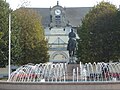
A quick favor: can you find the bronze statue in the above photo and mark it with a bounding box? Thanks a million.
[67,29,76,57]
[68,29,76,39]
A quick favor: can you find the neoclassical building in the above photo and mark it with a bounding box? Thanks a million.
[30,2,91,62]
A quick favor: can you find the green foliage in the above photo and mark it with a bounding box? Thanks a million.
[0,0,10,67]
[0,1,49,67]
[77,1,120,63]
[11,8,49,65]
[11,13,22,65]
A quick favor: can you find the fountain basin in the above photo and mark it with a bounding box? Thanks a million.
[0,81,120,90]
[3,62,120,90]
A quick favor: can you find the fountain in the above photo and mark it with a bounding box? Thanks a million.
[7,62,120,82]
[8,63,66,82]
[0,62,120,90]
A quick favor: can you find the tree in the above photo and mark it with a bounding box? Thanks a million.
[0,0,10,67]
[11,8,49,65]
[11,12,22,65]
[77,1,120,63]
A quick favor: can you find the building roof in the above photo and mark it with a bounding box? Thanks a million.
[65,7,91,27]
[28,7,92,27]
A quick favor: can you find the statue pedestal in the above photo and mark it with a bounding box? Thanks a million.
[67,64,80,81]
[68,56,76,64]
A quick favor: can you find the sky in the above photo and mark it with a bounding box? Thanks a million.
[6,0,120,10]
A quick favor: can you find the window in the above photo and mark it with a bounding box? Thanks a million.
[55,15,61,20]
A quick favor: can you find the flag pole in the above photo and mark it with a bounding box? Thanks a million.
[8,13,11,80]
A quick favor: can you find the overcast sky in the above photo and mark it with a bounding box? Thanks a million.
[6,0,120,10]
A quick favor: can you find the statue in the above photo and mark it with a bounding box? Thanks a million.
[68,29,76,39]
[67,29,76,63]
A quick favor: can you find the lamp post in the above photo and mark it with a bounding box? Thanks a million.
[8,13,11,80]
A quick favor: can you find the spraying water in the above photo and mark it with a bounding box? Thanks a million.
[8,62,120,82]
